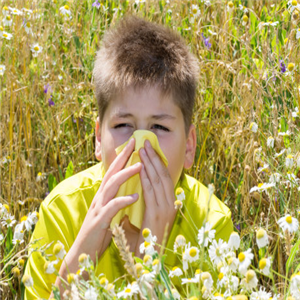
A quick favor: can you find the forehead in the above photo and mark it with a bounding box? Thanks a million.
[105,86,182,119]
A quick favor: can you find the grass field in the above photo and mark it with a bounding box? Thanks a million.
[1,0,300,299]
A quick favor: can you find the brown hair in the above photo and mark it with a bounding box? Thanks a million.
[93,16,199,135]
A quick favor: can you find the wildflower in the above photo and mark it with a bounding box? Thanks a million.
[67,273,76,284]
[259,257,271,276]
[2,31,13,40]
[78,253,91,269]
[274,149,286,158]
[59,5,72,19]
[242,15,248,26]
[143,254,152,267]
[249,122,258,133]
[152,258,161,273]
[31,43,43,57]
[278,130,291,136]
[175,187,185,201]
[286,154,294,168]
[183,244,199,263]
[227,1,234,10]
[228,232,240,250]
[202,33,212,49]
[227,256,239,272]
[48,95,55,106]
[2,6,10,16]
[169,266,183,278]
[182,277,198,284]
[198,271,214,289]
[3,15,12,27]
[164,289,180,300]
[249,182,275,193]
[0,233,4,241]
[292,107,299,118]
[135,0,146,4]
[257,163,269,173]
[107,283,116,296]
[117,282,139,298]
[18,259,25,268]
[297,28,300,39]
[10,8,23,15]
[140,269,155,283]
[92,1,101,9]
[140,240,156,256]
[238,249,254,275]
[24,21,32,35]
[174,200,183,209]
[190,4,200,23]
[267,136,274,148]
[174,234,186,252]
[22,8,33,15]
[241,270,258,290]
[12,223,25,244]
[250,287,272,300]
[53,241,66,260]
[239,4,248,13]
[22,274,34,287]
[198,222,216,247]
[256,228,268,249]
[288,0,300,13]
[288,63,295,72]
[84,285,98,300]
[208,239,228,266]
[99,276,109,287]
[142,228,157,243]
[12,266,20,278]
[277,214,299,233]
[44,260,58,274]
[0,65,5,76]
[290,273,300,298]
[36,172,45,182]
[1,214,16,228]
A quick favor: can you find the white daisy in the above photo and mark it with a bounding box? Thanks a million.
[258,163,269,173]
[12,223,25,244]
[249,122,258,132]
[296,28,300,40]
[164,289,180,300]
[143,254,152,267]
[22,275,33,287]
[142,228,157,244]
[278,130,291,136]
[10,8,23,15]
[173,234,186,252]
[274,148,286,158]
[198,222,216,247]
[152,258,161,273]
[227,256,239,272]
[85,285,98,300]
[175,187,185,201]
[53,241,66,260]
[0,65,5,76]
[183,243,199,263]
[1,214,16,228]
[31,43,43,57]
[198,271,214,289]
[238,248,254,275]
[2,6,10,16]
[292,107,299,117]
[181,277,198,284]
[2,31,13,40]
[259,257,271,276]
[3,15,12,27]
[256,228,268,249]
[241,270,258,290]
[139,241,156,256]
[288,0,300,13]
[44,259,58,274]
[190,4,200,23]
[250,287,272,300]
[269,173,281,184]
[117,282,139,299]
[140,270,155,283]
[208,239,228,266]
[59,5,72,19]
[249,182,275,193]
[239,4,248,13]
[277,214,299,233]
[24,21,33,35]
[228,232,240,250]
[286,154,294,168]
[168,266,183,278]
[290,273,300,299]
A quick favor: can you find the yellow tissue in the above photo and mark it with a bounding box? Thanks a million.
[110,130,168,230]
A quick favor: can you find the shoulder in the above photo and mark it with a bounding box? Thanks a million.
[181,174,233,241]
[43,162,105,208]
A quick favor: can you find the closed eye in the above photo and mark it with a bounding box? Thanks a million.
[152,124,169,131]
[114,123,132,128]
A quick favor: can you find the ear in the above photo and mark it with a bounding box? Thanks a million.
[183,124,197,169]
[95,116,102,161]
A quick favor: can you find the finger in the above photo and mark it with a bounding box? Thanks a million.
[139,147,166,207]
[140,162,158,206]
[101,193,139,223]
[101,138,135,188]
[98,162,142,206]
[144,140,175,207]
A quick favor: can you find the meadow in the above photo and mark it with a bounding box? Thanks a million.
[1,0,300,299]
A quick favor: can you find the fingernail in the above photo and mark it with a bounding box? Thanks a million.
[145,140,151,149]
[140,148,146,156]
[132,193,139,199]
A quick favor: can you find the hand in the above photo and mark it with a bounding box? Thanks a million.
[135,139,177,255]
[61,138,142,273]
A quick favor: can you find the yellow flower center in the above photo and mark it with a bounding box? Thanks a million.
[228,1,234,8]
[259,258,267,269]
[78,253,87,263]
[7,218,12,224]
[12,267,20,277]
[21,216,27,222]
[27,22,31,27]
[192,8,198,14]
[67,273,75,283]
[144,241,150,248]
[18,259,25,267]
[135,263,143,273]
[53,243,63,255]
[64,5,69,10]
[256,228,266,239]
[246,270,255,282]
[242,15,248,22]
[125,288,131,293]
[107,283,114,291]
[142,270,149,274]
[142,228,150,238]
[195,269,201,274]
[6,16,11,21]
[258,183,264,188]
[201,272,210,281]
[152,259,159,266]
[174,200,182,208]
[288,63,295,71]
[218,272,224,280]
[4,204,9,212]
[99,277,107,285]
[3,6,8,10]
[34,46,40,51]
[172,266,178,271]
[292,0,298,6]
[228,257,234,265]
[143,254,151,263]
[176,187,184,195]
[286,215,293,224]
[44,261,50,272]
[238,252,245,262]
[189,248,197,257]
[287,154,293,159]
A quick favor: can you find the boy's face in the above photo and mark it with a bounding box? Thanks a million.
[95,86,196,186]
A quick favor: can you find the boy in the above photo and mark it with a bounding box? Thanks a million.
[24,16,233,299]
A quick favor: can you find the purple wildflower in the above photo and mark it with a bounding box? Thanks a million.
[280,59,286,73]
[202,33,212,49]
[48,95,55,106]
[45,191,50,198]
[92,0,101,9]
[235,223,241,231]
[44,83,50,94]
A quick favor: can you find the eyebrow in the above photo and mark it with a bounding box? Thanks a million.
[113,112,176,120]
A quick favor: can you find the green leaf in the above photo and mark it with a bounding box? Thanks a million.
[48,174,57,192]
[58,166,64,182]
[286,239,300,275]
[65,161,74,179]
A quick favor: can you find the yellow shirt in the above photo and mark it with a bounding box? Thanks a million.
[24,162,233,299]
